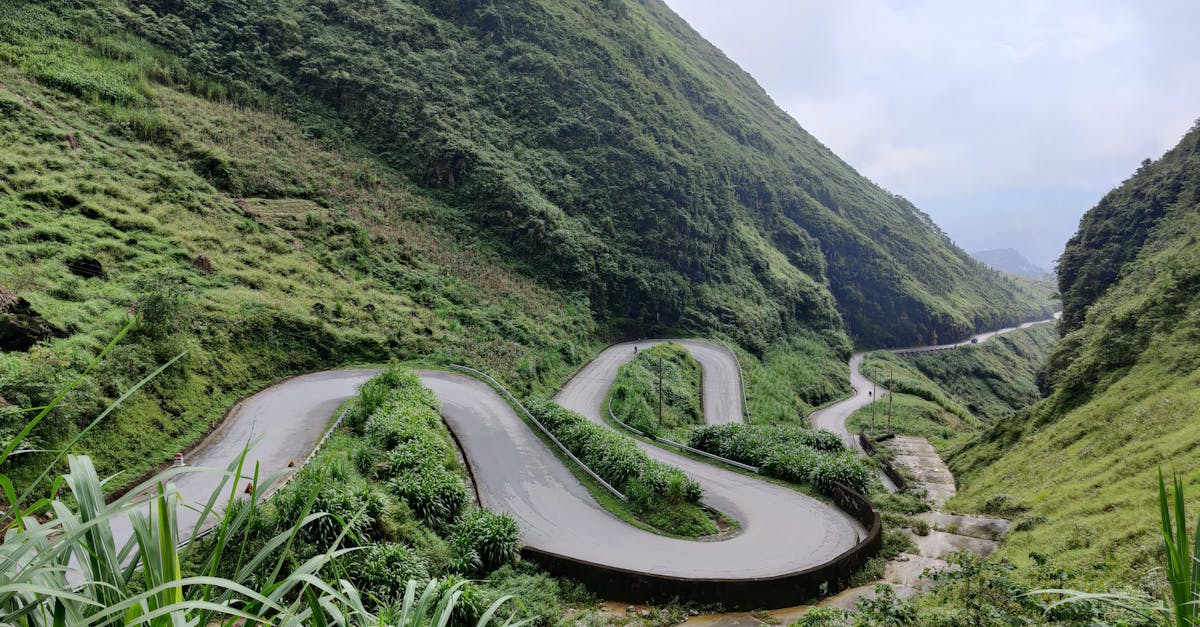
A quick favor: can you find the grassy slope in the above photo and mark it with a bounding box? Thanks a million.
[737,329,853,425]
[0,7,596,490]
[848,394,978,454]
[950,124,1200,586]
[95,0,1052,349]
[610,342,702,435]
[848,323,1057,456]
[906,323,1058,422]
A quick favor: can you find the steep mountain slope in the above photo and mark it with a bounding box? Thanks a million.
[0,0,1053,494]
[950,121,1200,583]
[972,248,1050,280]
[0,6,596,489]
[92,0,1048,349]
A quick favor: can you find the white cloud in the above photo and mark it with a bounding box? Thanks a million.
[665,0,1200,265]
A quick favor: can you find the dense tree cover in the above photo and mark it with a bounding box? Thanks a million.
[1058,121,1200,332]
[54,0,1052,349]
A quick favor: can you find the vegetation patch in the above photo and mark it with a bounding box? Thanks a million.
[609,342,702,436]
[904,322,1058,422]
[0,3,597,497]
[732,328,852,425]
[847,393,977,454]
[687,423,872,494]
[860,351,975,421]
[525,399,717,537]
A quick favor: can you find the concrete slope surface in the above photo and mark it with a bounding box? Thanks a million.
[549,340,864,577]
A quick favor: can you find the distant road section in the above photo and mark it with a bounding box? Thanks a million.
[810,315,1061,449]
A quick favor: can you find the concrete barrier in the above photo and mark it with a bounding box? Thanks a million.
[858,429,909,492]
[522,481,882,609]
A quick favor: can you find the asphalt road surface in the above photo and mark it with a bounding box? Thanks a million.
[103,369,378,571]
[809,315,1060,450]
[113,343,860,581]
[431,366,863,578]
[548,340,863,577]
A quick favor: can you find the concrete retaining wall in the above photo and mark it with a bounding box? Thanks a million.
[521,482,882,609]
[859,430,909,492]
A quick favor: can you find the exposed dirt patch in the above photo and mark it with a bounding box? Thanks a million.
[0,285,65,351]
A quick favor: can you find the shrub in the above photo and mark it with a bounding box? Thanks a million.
[388,466,469,530]
[451,509,521,574]
[348,542,431,606]
[691,423,871,495]
[525,398,703,507]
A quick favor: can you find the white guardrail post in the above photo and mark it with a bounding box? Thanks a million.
[450,365,629,502]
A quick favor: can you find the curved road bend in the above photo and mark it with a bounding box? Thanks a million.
[107,370,379,558]
[117,357,858,581]
[551,341,864,576]
[809,315,1061,450]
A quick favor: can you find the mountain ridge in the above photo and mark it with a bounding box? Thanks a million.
[971,247,1050,281]
[104,0,1051,348]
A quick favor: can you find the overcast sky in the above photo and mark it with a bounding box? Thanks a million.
[664,0,1200,270]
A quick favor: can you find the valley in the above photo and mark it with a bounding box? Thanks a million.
[2,0,1198,625]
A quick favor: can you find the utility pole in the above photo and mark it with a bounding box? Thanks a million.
[887,362,894,433]
[871,380,877,434]
[657,355,664,428]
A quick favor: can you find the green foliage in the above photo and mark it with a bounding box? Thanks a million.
[1058,122,1200,333]
[847,393,976,454]
[357,369,468,530]
[0,3,597,496]
[66,0,1051,353]
[451,509,521,575]
[860,352,975,421]
[736,329,852,424]
[1158,472,1199,627]
[348,542,432,606]
[687,423,871,494]
[945,125,1200,588]
[905,323,1058,422]
[525,398,715,536]
[0,363,531,625]
[610,342,702,435]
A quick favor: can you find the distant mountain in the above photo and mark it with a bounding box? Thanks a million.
[971,248,1049,280]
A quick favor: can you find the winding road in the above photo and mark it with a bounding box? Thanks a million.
[138,340,858,591]
[115,319,1054,603]
[809,315,1061,450]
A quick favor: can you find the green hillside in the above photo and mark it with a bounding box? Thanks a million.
[65,0,1049,350]
[0,7,597,489]
[950,121,1200,585]
[0,0,1052,492]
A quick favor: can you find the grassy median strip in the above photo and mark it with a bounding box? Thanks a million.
[609,342,703,436]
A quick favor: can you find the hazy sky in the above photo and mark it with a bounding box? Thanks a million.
[664,1,1200,269]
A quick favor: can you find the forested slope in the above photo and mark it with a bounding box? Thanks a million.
[0,0,1054,494]
[950,121,1200,584]
[97,0,1048,349]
